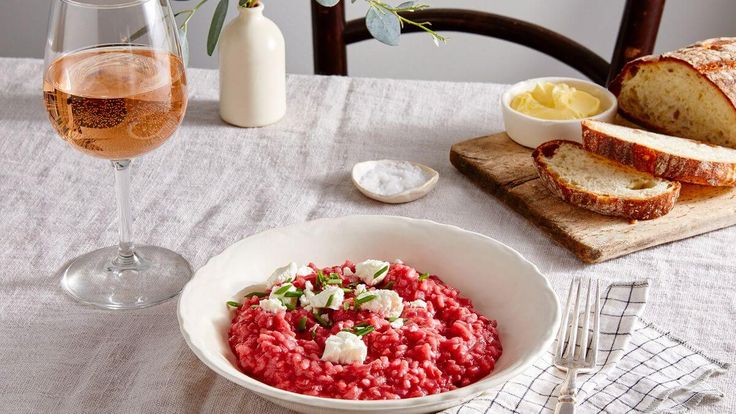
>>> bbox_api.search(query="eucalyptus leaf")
[315,0,340,6]
[365,7,400,46]
[397,1,415,8]
[177,24,190,67]
[207,0,229,56]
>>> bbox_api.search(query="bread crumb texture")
[617,38,736,148]
[542,142,673,199]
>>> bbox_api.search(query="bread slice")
[609,38,736,148]
[582,120,736,186]
[532,140,681,220]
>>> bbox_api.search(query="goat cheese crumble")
[269,283,297,309]
[389,318,404,329]
[321,331,367,364]
[354,259,390,285]
[259,298,286,313]
[406,299,427,309]
[296,266,313,276]
[300,283,344,311]
[356,289,403,318]
[266,263,298,289]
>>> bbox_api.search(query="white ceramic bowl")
[501,76,618,148]
[178,216,560,414]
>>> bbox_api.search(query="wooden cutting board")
[450,132,736,263]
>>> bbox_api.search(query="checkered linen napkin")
[443,281,728,414]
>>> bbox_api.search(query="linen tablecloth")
[445,281,727,413]
[0,57,732,413]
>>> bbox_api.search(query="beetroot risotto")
[227,259,502,400]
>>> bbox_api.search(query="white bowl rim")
[501,76,618,124]
[177,215,561,410]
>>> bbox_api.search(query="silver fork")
[553,278,600,414]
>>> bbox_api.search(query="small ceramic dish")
[501,76,618,148]
[178,215,560,414]
[352,160,439,204]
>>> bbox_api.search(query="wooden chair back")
[311,0,665,86]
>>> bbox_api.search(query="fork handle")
[554,367,578,414]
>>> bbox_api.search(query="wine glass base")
[61,245,192,310]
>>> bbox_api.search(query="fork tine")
[587,279,601,366]
[565,278,582,359]
[576,278,592,360]
[556,279,575,358]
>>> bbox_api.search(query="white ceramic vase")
[219,4,286,127]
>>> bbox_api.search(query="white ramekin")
[501,76,618,148]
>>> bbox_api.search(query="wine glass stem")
[112,159,135,266]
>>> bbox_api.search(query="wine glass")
[44,0,191,309]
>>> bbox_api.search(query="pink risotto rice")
[228,260,502,400]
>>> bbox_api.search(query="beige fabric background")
[0,58,732,413]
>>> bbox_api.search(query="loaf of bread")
[582,120,736,186]
[610,38,736,148]
[532,140,680,220]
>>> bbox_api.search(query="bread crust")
[532,140,681,220]
[582,121,736,187]
[610,38,736,141]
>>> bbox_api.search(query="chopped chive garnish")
[354,321,371,328]
[274,284,292,295]
[316,270,330,288]
[341,287,353,293]
[297,316,307,332]
[355,294,376,305]
[347,282,359,288]
[321,272,343,286]
[325,293,335,308]
[284,289,304,298]
[383,281,395,290]
[244,291,267,298]
[343,301,350,310]
[418,272,430,281]
[353,326,375,337]
[250,304,259,309]
[226,301,242,308]
[374,265,389,278]
[311,328,317,340]
[313,312,331,327]
[279,298,295,311]
[387,316,399,322]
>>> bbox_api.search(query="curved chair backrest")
[311,0,665,86]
